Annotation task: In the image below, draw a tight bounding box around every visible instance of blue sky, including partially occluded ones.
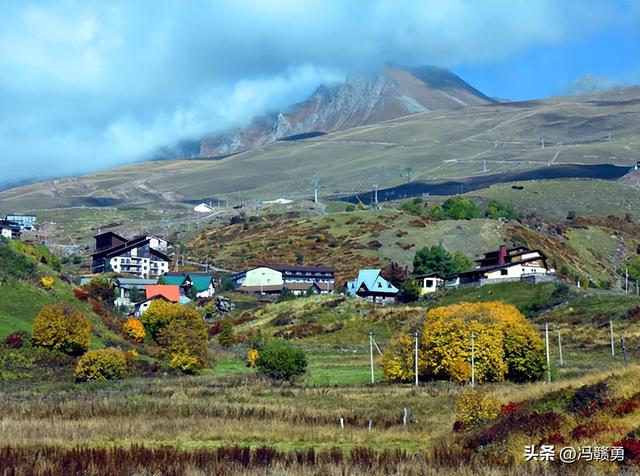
[0,0,638,187]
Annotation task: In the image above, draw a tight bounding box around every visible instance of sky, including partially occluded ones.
[0,0,639,188]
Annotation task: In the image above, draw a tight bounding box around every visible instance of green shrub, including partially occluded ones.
[485,199,516,219]
[442,197,481,220]
[74,348,127,382]
[217,318,236,348]
[256,339,308,381]
[31,304,92,356]
[413,245,472,277]
[345,204,355,212]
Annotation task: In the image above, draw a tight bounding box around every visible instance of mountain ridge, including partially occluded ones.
[199,63,496,157]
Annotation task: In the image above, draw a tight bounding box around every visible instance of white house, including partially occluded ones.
[415,274,444,295]
[232,264,335,294]
[91,232,170,279]
[448,245,554,287]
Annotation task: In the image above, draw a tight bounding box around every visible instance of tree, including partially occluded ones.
[428,205,445,219]
[256,339,308,381]
[83,276,115,304]
[123,317,146,342]
[451,251,474,274]
[217,318,235,348]
[401,198,425,215]
[141,300,209,373]
[31,304,91,356]
[345,204,355,212]
[442,197,481,220]
[381,301,545,383]
[75,348,128,382]
[413,246,473,277]
[485,199,515,220]
[128,286,144,303]
[399,279,422,302]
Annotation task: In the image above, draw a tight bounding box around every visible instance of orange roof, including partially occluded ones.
[145,284,181,303]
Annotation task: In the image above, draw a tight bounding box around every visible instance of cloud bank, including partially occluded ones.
[0,0,636,187]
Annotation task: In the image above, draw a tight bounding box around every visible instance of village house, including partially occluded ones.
[446,245,554,287]
[415,273,444,295]
[4,214,36,231]
[346,269,399,304]
[231,264,335,295]
[91,231,170,279]
[133,284,190,316]
[114,277,158,307]
[162,272,216,298]
[0,219,21,240]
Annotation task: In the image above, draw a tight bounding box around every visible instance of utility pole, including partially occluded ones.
[312,179,320,204]
[369,331,375,384]
[482,160,487,173]
[414,330,419,388]
[545,323,551,383]
[626,267,629,294]
[471,331,475,388]
[557,325,563,367]
[403,167,413,184]
[540,136,545,150]
[373,184,379,207]
[610,318,615,356]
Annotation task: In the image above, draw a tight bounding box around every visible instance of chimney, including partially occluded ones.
[498,245,507,266]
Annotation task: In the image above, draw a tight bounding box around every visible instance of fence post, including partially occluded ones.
[414,330,419,388]
[471,331,475,388]
[610,318,615,357]
[340,417,344,431]
[557,325,563,367]
[369,331,375,384]
[403,407,408,427]
[545,323,551,383]
[368,420,373,432]
[621,336,628,367]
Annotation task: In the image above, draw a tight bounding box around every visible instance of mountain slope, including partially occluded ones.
[200,64,495,157]
[1,88,639,214]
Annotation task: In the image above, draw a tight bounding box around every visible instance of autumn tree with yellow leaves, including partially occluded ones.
[382,301,545,383]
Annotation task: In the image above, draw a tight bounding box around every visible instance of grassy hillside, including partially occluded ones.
[470,179,640,222]
[187,210,505,282]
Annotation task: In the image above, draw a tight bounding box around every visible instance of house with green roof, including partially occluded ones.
[161,272,216,299]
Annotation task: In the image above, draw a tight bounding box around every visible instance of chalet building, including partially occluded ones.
[114,277,158,307]
[162,272,216,298]
[415,274,444,294]
[4,214,36,231]
[346,269,399,304]
[134,284,190,316]
[231,264,335,295]
[0,220,21,240]
[446,245,554,287]
[91,231,170,279]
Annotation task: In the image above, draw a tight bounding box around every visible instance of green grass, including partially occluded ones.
[0,279,54,337]
[470,179,640,222]
[422,281,566,317]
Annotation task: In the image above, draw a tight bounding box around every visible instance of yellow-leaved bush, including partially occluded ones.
[142,300,209,374]
[247,349,259,368]
[31,304,92,356]
[381,301,545,383]
[123,317,146,342]
[455,387,501,430]
[74,348,128,382]
[40,276,55,290]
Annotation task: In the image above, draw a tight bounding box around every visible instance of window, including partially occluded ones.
[426,279,433,287]
[500,269,508,276]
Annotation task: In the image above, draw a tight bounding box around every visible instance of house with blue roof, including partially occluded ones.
[346,269,399,304]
